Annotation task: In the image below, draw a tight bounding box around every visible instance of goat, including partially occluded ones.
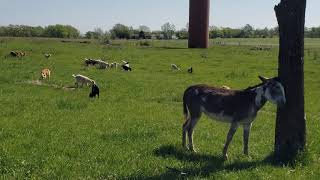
[40,68,51,79]
[122,65,132,71]
[110,62,119,68]
[89,84,100,98]
[188,67,193,73]
[84,58,98,66]
[95,60,109,69]
[221,85,231,90]
[72,74,95,88]
[44,53,52,59]
[122,60,129,65]
[10,51,26,57]
[182,76,286,159]
[122,61,131,71]
[171,64,180,71]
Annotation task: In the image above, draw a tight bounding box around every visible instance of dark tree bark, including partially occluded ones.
[188,0,210,48]
[274,0,306,162]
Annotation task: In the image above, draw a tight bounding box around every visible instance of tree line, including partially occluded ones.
[0,24,80,38]
[1,23,320,39]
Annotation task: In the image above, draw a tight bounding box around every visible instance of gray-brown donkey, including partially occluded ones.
[182,76,286,159]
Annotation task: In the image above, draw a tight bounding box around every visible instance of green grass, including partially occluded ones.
[0,37,319,179]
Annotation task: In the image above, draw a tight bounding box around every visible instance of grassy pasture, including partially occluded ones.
[0,37,319,179]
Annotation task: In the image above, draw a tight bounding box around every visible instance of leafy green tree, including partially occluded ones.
[176,28,188,39]
[110,24,131,39]
[241,24,254,38]
[43,24,80,38]
[161,22,176,39]
[138,25,151,33]
[85,28,105,39]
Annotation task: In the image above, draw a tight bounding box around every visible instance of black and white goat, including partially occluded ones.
[187,67,193,73]
[182,76,286,159]
[44,53,52,59]
[89,84,100,98]
[122,61,131,71]
[84,58,97,66]
[96,60,109,69]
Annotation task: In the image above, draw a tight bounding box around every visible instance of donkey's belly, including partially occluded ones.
[202,108,234,123]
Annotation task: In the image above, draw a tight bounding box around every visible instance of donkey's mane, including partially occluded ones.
[243,82,265,91]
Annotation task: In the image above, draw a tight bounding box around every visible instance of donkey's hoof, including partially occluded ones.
[188,147,197,153]
[222,154,228,160]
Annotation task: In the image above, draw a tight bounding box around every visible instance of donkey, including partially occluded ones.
[182,76,286,159]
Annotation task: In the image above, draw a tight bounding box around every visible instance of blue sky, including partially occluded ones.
[0,0,318,33]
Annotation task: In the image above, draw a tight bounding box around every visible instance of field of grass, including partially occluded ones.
[0,37,319,179]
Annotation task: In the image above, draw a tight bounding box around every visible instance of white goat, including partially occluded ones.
[171,64,180,71]
[72,74,95,87]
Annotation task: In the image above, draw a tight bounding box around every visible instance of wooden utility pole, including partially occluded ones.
[188,0,210,48]
[274,0,306,162]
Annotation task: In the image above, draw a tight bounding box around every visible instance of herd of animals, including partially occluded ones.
[7,49,287,159]
[9,50,192,100]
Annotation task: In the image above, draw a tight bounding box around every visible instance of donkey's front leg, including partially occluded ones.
[243,123,252,155]
[222,122,239,159]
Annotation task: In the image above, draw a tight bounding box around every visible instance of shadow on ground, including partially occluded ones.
[127,144,275,179]
[154,46,188,50]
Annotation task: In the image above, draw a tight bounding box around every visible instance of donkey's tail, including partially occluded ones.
[183,101,190,119]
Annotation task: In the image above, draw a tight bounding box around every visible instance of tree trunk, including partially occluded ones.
[274,0,306,162]
[188,0,210,48]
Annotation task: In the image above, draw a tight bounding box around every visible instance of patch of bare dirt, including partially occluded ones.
[23,80,76,91]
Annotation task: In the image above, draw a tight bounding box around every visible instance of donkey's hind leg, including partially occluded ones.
[182,117,190,148]
[187,116,200,152]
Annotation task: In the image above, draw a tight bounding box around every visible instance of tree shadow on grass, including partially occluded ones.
[127,144,276,179]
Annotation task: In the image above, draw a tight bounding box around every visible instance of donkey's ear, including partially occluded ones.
[272,77,281,82]
[258,75,269,82]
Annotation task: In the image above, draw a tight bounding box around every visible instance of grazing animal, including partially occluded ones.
[188,67,193,73]
[122,65,132,71]
[40,68,51,79]
[72,74,95,88]
[44,53,52,59]
[182,76,286,159]
[84,58,98,66]
[10,51,26,57]
[221,85,231,90]
[89,84,100,98]
[122,60,129,65]
[122,61,131,71]
[110,62,119,68]
[96,60,109,69]
[171,64,180,71]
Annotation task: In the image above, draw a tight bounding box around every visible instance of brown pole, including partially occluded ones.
[188,0,210,48]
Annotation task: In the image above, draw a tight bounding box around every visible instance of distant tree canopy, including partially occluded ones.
[161,22,176,39]
[110,24,131,39]
[209,24,279,38]
[0,23,320,39]
[0,24,80,38]
[0,25,44,37]
[43,25,80,38]
[305,27,320,38]
[85,28,105,39]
